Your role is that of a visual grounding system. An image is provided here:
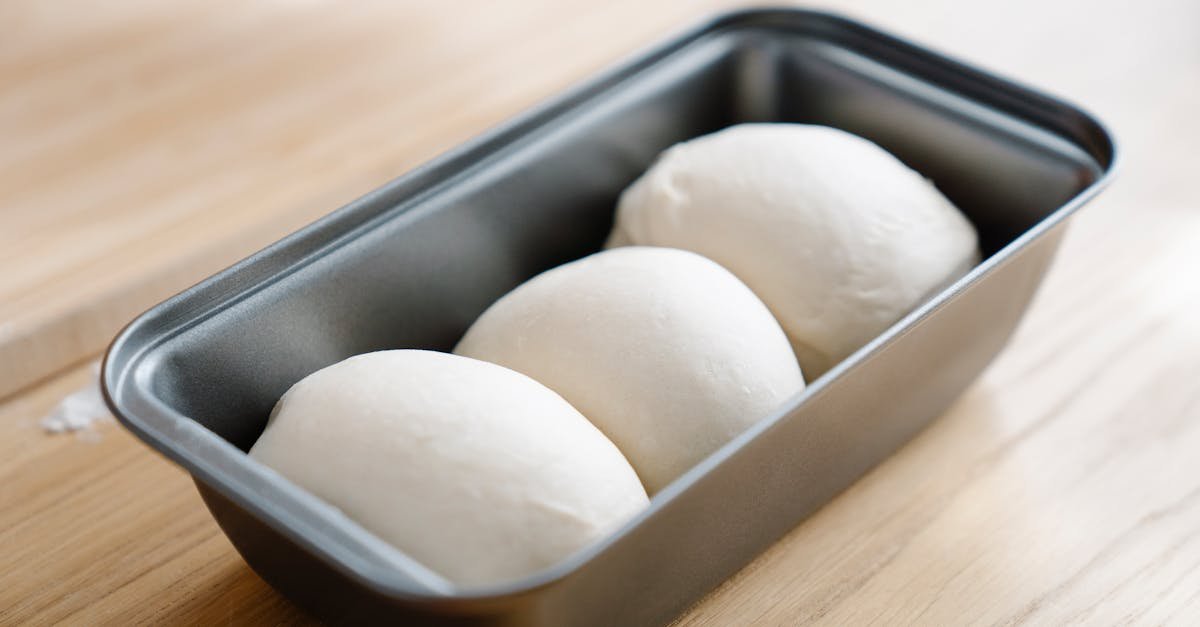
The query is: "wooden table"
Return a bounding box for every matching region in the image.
[3,0,1198,624]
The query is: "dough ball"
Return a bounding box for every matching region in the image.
[249,349,648,586]
[607,123,980,376]
[455,247,804,493]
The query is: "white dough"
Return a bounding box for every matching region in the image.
[249,350,648,586]
[607,123,980,376]
[455,247,805,493]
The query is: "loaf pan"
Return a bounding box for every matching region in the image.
[102,8,1116,625]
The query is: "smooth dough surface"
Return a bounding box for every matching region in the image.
[249,349,648,586]
[607,123,980,376]
[455,247,805,493]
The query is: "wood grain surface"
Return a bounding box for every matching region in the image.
[2,0,1199,624]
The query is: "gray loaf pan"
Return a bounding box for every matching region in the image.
[102,8,1116,626]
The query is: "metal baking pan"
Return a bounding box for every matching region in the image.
[102,8,1116,626]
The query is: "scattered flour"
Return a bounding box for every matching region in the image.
[40,362,113,435]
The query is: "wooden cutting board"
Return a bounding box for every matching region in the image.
[3,0,1200,624]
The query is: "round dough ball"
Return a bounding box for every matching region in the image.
[607,123,980,377]
[455,247,804,494]
[249,349,648,586]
